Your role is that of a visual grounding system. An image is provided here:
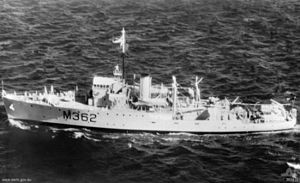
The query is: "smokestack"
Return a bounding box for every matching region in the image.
[140,74,152,101]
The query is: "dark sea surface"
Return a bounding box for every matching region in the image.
[0,0,300,182]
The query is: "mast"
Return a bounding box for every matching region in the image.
[172,76,177,118]
[195,76,203,104]
[113,28,127,80]
[1,80,4,98]
[121,28,126,79]
[122,53,125,79]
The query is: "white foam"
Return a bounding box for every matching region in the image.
[102,134,121,139]
[73,132,84,138]
[82,128,91,132]
[167,132,196,136]
[49,127,79,133]
[85,136,101,142]
[8,119,30,130]
[0,40,12,46]
[62,128,80,132]
[73,131,100,142]
[128,142,133,148]
[287,162,300,170]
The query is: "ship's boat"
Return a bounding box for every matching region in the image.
[1,29,297,133]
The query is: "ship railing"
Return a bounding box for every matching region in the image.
[231,102,293,106]
[175,98,208,110]
[3,90,75,103]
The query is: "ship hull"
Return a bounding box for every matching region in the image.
[3,97,297,133]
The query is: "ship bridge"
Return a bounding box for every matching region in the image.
[93,77,118,88]
[92,76,123,95]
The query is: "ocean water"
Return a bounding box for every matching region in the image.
[0,0,299,182]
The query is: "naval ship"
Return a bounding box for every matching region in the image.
[1,28,297,133]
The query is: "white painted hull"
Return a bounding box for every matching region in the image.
[3,97,297,133]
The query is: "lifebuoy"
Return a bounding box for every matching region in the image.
[237,112,246,120]
[94,92,99,96]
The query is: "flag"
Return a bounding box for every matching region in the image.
[113,28,127,53]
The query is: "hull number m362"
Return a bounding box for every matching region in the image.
[63,110,96,123]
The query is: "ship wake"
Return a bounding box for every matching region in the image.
[8,119,31,130]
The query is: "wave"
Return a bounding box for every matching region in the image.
[8,119,31,130]
[49,127,80,133]
[0,40,12,46]
[47,126,101,142]
[72,131,101,142]
[287,162,300,170]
